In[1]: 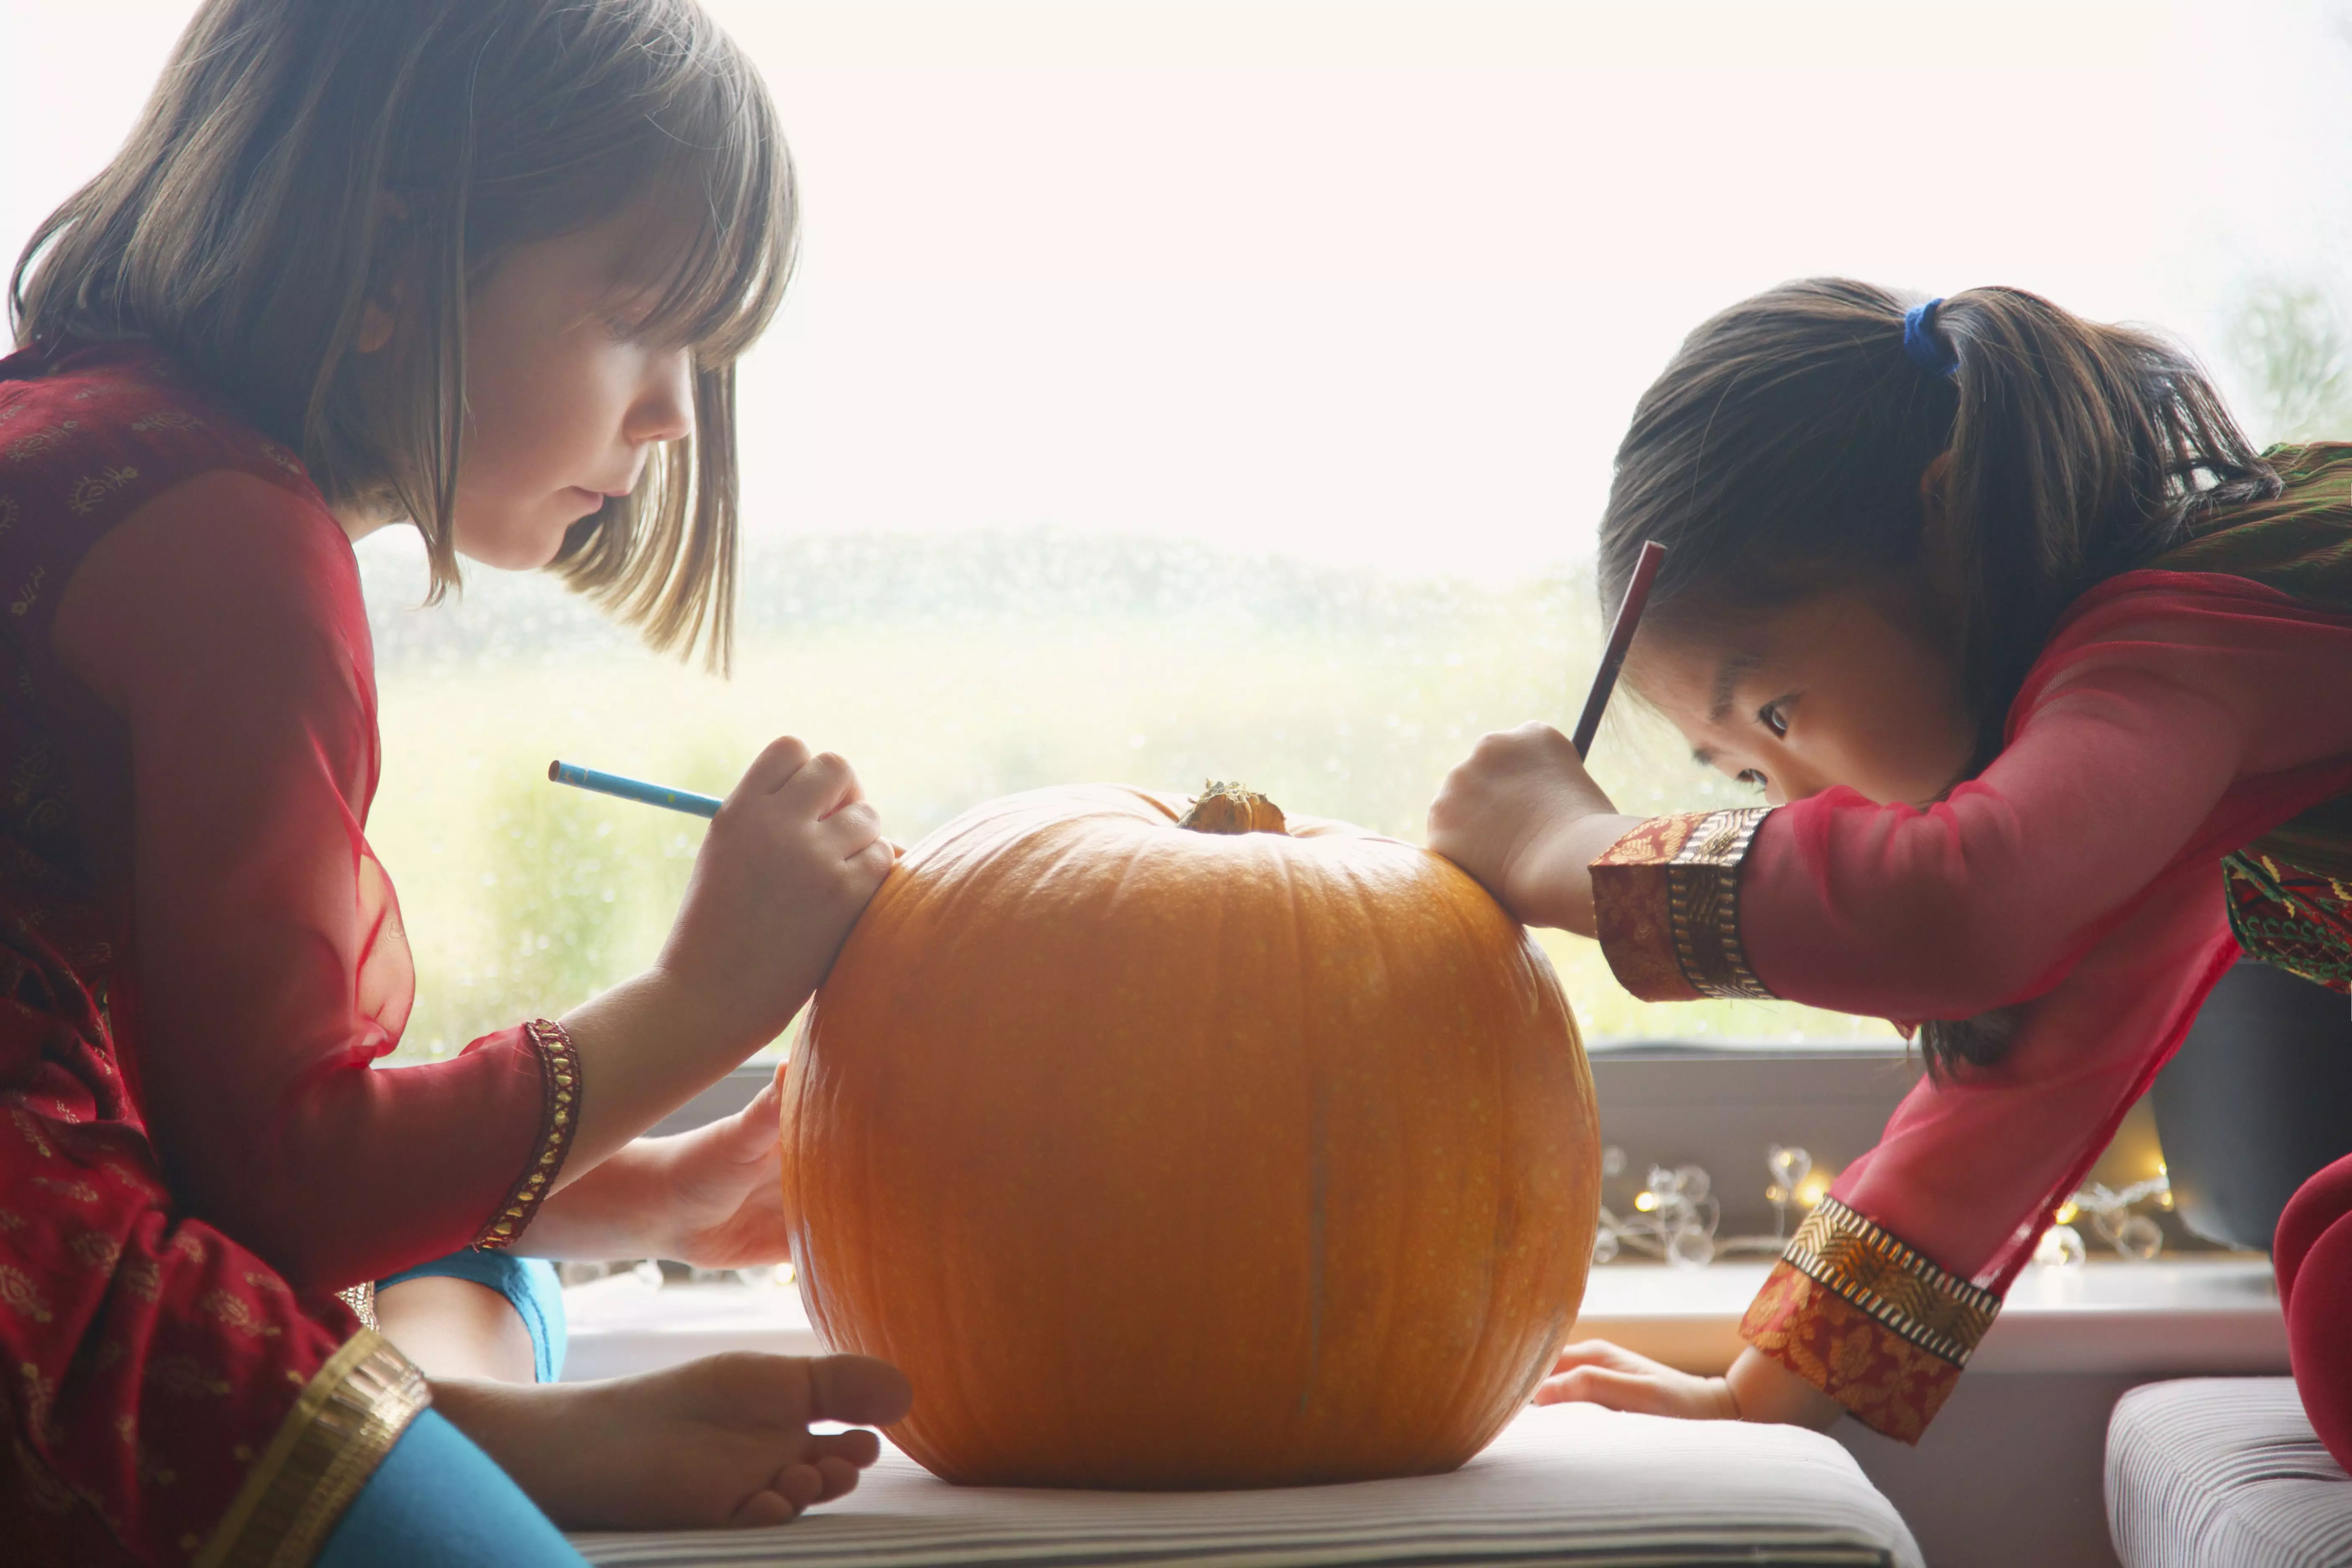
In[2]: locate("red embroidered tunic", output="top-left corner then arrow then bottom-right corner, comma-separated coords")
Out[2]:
0,341 -> 576,1564
1592,446 -> 2352,1442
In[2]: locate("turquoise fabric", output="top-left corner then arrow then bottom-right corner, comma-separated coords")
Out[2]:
314,1408 -> 586,1568
380,1251 -> 569,1383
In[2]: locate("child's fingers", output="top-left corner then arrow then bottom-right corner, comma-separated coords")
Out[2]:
738,1062 -> 785,1124
775,751 -> 858,819
1533,1364 -> 1688,1417
735,735 -> 815,798
821,799 -> 885,859
1549,1339 -> 1664,1377
847,838 -> 896,883
805,1354 -> 914,1429
713,1107 -> 783,1167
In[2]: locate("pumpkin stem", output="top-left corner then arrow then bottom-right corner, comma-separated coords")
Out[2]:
1178,781 -> 1288,836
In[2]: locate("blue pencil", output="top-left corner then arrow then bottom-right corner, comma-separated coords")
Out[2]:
547,761 -> 722,819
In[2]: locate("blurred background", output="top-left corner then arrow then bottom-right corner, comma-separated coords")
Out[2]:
8,0 -> 2352,1056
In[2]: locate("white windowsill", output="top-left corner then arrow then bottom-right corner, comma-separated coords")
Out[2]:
559,1254 -> 2286,1384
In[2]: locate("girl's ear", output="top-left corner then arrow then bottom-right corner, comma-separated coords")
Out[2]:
354,299 -> 399,355
354,193 -> 414,356
1917,449 -> 1955,521
1914,450 -> 1968,650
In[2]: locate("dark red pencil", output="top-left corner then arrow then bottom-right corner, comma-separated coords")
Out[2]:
1571,540 -> 1666,760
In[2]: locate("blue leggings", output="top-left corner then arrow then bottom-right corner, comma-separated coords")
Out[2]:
315,1251 -> 584,1567
379,1250 -> 570,1382
314,1408 -> 586,1567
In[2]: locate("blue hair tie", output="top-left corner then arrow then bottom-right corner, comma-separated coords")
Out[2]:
1903,299 -> 1959,379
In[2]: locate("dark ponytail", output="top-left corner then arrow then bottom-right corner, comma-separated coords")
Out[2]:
1598,279 -> 2276,1075
1930,287 -> 2275,749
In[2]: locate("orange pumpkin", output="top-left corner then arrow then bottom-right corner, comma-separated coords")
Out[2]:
780,782 -> 1599,1489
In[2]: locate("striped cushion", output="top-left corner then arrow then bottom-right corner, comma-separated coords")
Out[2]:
569,1403 -> 1921,1567
2107,1378 -> 2352,1567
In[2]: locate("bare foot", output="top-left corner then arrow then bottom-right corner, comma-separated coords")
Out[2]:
431,1351 -> 913,1530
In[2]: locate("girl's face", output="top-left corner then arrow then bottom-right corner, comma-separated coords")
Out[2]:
1626,583 -> 1977,810
447,211 -> 699,569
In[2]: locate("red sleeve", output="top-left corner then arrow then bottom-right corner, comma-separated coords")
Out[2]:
1741,579 -> 2352,1018
60,472 -> 560,1290
1587,574 -> 2352,1440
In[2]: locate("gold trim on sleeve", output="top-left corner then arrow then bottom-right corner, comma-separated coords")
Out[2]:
335,1281 -> 377,1331
193,1329 -> 429,1568
1590,806 -> 1774,1001
1777,1196 -> 2000,1366
472,1019 -> 581,1252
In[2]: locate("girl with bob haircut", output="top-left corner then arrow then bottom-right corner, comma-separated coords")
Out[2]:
2,1 -> 912,1563
1433,280 -> 2352,1462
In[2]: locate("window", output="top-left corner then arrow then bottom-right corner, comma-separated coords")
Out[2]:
12,0 -> 2350,1060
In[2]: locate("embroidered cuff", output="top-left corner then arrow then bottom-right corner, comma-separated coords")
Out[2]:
1737,1197 -> 2001,1444
471,1019 -> 581,1252
2222,849 -> 2352,993
194,1329 -> 429,1568
1590,807 -> 1774,1001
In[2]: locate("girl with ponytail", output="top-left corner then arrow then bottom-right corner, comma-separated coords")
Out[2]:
1430,279 -> 2352,1455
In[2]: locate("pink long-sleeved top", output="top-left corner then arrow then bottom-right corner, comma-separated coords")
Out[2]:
1594,553 -> 2352,1441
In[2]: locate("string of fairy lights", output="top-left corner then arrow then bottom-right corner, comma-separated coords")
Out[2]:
1594,1146 -> 2179,1270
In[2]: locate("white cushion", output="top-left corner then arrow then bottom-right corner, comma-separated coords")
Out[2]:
2107,1378 -> 2352,1568
569,1403 -> 1921,1567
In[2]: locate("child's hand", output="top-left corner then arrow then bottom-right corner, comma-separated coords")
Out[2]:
1533,1340 -> 1740,1420
658,1064 -> 792,1270
511,1068 -> 792,1266
1535,1341 -> 1846,1432
1426,723 -> 1636,936
658,737 -> 895,1055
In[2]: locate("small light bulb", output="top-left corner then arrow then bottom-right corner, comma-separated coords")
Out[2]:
2055,1201 -> 2079,1225
1633,1191 -> 1659,1212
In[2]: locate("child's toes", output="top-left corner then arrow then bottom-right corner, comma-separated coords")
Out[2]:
770,1461 -> 828,1511
812,1454 -> 863,1502
807,1354 -> 913,1429
807,1428 -> 881,1468
727,1488 -> 801,1530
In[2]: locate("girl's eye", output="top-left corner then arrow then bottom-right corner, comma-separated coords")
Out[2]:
1758,701 -> 1790,739
1735,769 -> 1769,792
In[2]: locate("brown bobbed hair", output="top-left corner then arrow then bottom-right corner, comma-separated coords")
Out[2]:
1597,279 -> 2276,1073
10,0 -> 795,671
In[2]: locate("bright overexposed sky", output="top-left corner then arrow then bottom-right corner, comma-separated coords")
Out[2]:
7,0 -> 2352,578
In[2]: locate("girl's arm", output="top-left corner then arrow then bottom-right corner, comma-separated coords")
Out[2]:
1732,868 -> 2238,1439
58,474 -> 537,1287
1537,872 -> 2238,1442
1438,578 -> 2352,1019
1464,776 -> 2243,1440
57,474 -> 884,1289
1431,579 -> 2352,1441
